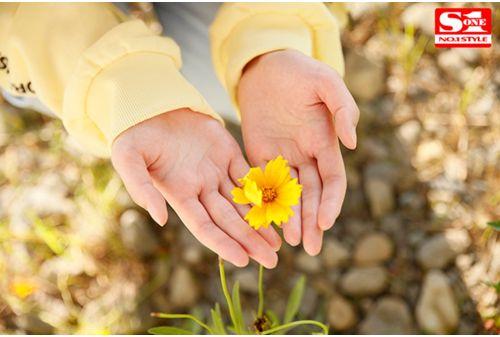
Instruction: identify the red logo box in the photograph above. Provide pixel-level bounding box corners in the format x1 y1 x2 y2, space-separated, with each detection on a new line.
435 8 492 48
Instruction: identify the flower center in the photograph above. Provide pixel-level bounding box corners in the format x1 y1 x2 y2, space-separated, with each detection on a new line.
262 187 277 203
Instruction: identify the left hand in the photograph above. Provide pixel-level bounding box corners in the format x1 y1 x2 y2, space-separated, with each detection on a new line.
238 50 359 255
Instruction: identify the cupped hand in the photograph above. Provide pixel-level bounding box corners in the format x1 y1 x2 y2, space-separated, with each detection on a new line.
238 50 360 256
111 108 281 268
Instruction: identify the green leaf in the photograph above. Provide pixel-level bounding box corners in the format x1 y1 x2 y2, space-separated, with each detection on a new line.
151 313 213 334
283 275 306 324
183 308 203 334
148 326 193 335
484 281 500 294
210 303 227 334
487 221 500 231
260 320 328 335
31 215 65 255
266 310 280 328
232 281 245 333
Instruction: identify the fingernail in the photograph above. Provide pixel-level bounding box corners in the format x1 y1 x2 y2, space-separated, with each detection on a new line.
148 208 166 227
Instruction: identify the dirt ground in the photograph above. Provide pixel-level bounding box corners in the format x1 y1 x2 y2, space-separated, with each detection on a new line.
0 3 498 334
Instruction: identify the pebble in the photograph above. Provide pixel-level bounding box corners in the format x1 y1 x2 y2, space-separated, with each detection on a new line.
120 209 158 256
380 214 403 234
296 252 322 273
437 50 473 84
233 269 258 294
180 231 205 265
340 266 388 296
327 295 358 331
345 51 385 101
364 177 395 218
444 154 468 182
359 296 415 334
300 286 319 317
401 3 437 36
19 173 74 216
397 120 421 147
322 238 350 268
415 140 444 166
353 232 394 266
416 270 459 333
417 229 471 269
169 266 199 308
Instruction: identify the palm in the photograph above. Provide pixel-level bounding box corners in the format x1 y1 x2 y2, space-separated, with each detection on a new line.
112 109 281 268
238 50 359 255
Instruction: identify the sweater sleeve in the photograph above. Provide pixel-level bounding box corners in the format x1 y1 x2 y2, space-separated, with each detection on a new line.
0 3 220 157
209 3 345 112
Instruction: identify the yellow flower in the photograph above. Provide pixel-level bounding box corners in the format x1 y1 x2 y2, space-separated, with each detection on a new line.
231 156 302 230
10 279 37 299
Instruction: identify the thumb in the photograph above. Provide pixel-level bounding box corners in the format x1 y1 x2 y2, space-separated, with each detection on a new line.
316 70 360 150
111 150 168 226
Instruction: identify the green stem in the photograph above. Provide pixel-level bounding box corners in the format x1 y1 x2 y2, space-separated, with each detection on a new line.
218 257 241 334
260 320 328 335
151 313 214 334
257 264 264 317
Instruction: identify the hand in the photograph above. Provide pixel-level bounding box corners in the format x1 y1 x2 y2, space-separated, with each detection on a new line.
238 50 359 256
111 108 281 268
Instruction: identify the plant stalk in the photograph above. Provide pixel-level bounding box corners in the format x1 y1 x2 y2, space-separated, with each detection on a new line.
150 313 214 334
260 320 328 335
218 257 242 334
257 264 264 318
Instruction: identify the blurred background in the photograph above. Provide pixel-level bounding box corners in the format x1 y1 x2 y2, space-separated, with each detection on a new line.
0 2 498 334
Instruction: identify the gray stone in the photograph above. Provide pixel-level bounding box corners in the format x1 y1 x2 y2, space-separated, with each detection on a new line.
296 252 322 273
417 229 471 269
416 270 459 334
120 209 159 256
340 266 388 296
397 120 421 146
300 286 319 317
322 238 350 268
364 177 395 218
169 266 199 308
354 232 394 266
444 154 468 182
359 296 415 334
345 51 385 101
327 295 358 331
437 50 473 84
233 269 258 294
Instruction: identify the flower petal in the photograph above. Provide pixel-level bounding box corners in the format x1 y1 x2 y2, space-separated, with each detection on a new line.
276 178 302 206
264 155 291 188
266 201 294 227
244 167 266 187
231 187 250 205
245 205 269 229
243 179 263 207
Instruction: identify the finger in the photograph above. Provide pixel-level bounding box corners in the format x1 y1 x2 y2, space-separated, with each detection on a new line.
316 142 347 231
316 69 360 150
282 167 301 246
229 154 251 184
299 162 323 256
111 152 168 226
201 190 278 268
220 180 282 251
173 197 249 267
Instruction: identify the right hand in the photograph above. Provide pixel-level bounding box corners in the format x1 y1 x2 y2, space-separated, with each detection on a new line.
111 108 281 268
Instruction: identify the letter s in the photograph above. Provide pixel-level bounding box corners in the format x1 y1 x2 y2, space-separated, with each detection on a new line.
439 12 462 32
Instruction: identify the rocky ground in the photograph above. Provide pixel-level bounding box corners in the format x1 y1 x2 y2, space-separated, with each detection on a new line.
0 3 499 335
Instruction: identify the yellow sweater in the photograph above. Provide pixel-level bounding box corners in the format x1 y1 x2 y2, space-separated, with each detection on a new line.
0 3 344 157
